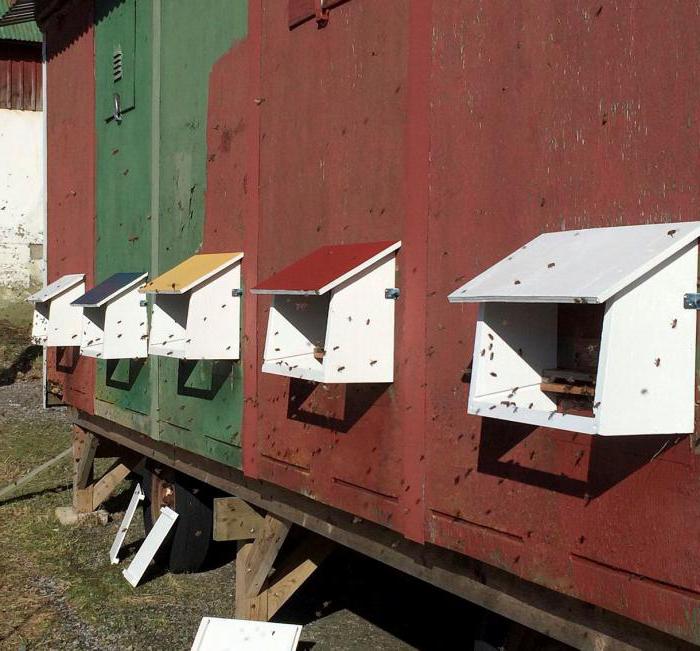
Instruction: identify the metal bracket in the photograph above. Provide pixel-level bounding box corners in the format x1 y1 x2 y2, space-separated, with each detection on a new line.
683 293 700 309
315 0 329 26
385 288 400 300
139 299 147 307
232 288 243 297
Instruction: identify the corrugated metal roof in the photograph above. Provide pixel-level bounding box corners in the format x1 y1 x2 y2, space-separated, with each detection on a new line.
0 0 41 40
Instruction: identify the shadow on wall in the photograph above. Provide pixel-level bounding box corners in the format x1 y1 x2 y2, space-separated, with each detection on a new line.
477 417 686 499
286 378 389 433
177 359 233 400
106 358 146 390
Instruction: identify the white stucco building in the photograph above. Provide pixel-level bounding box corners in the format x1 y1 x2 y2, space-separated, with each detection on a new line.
0 27 44 297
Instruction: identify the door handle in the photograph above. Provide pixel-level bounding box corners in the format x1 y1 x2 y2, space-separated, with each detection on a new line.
113 92 123 123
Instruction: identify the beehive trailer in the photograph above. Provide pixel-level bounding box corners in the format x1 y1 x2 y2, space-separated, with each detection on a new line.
15 0 700 648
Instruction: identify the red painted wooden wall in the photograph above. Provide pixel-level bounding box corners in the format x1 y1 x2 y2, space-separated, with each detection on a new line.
45 0 700 643
228 1 700 641
44 2 95 414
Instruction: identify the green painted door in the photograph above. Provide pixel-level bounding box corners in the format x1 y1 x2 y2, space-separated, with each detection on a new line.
94 0 152 427
155 0 247 468
94 0 248 468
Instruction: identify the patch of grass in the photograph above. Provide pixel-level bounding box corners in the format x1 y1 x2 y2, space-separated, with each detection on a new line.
0 404 236 650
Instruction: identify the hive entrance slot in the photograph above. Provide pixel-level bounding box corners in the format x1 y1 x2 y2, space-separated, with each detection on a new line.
540 304 604 416
267 295 330 375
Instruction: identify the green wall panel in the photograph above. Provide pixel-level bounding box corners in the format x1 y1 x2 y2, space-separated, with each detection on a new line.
156 0 247 461
94 0 152 419
94 0 248 467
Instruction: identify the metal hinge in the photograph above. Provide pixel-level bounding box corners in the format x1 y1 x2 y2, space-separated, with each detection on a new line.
385 288 400 300
683 293 700 309
232 288 243 297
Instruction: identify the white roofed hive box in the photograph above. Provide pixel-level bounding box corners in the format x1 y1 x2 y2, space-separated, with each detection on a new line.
449 222 700 436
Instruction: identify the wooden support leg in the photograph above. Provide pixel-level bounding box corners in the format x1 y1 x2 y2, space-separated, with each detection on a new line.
234 511 334 621
72 426 97 513
235 542 270 620
72 427 139 513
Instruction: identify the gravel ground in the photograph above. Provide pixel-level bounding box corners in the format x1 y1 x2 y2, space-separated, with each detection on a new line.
0 378 566 651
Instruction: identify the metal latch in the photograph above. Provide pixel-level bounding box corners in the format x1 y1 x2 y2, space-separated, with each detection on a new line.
684 293 700 309
385 288 400 300
113 93 122 123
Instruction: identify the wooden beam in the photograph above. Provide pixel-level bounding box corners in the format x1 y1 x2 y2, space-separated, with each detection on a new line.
0 447 71 500
542 368 596 383
234 524 332 620
91 461 131 511
235 542 269 620
73 426 97 488
242 513 291 598
540 382 595 397
213 496 264 541
75 411 698 651
72 426 97 512
265 534 334 618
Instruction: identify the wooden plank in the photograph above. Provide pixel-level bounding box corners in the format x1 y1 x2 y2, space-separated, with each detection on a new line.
266 535 334 618
213 496 264 541
9 58 21 109
252 241 399 295
540 382 595 397
243 514 292 598
542 369 596 384
141 253 242 294
91 461 131 510
76 412 698 651
235 542 268 620
72 272 147 307
73 427 97 512
0 448 72 500
449 221 700 304
0 59 8 109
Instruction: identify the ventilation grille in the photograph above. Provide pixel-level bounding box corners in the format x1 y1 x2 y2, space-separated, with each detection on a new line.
112 48 123 82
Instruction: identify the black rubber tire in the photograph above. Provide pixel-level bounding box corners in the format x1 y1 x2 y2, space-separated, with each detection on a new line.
139 462 213 574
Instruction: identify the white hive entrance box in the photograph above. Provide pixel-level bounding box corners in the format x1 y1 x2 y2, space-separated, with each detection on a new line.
141 252 244 360
449 222 700 436
71 272 148 359
253 241 401 383
27 274 85 346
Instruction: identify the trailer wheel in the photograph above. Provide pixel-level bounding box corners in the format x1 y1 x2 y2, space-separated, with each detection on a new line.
140 463 213 574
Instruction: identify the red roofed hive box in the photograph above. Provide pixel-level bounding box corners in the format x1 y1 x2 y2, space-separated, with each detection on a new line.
253 241 401 383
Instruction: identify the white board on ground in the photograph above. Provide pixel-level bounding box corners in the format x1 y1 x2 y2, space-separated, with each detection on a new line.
191 617 302 651
122 506 178 587
109 483 145 565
